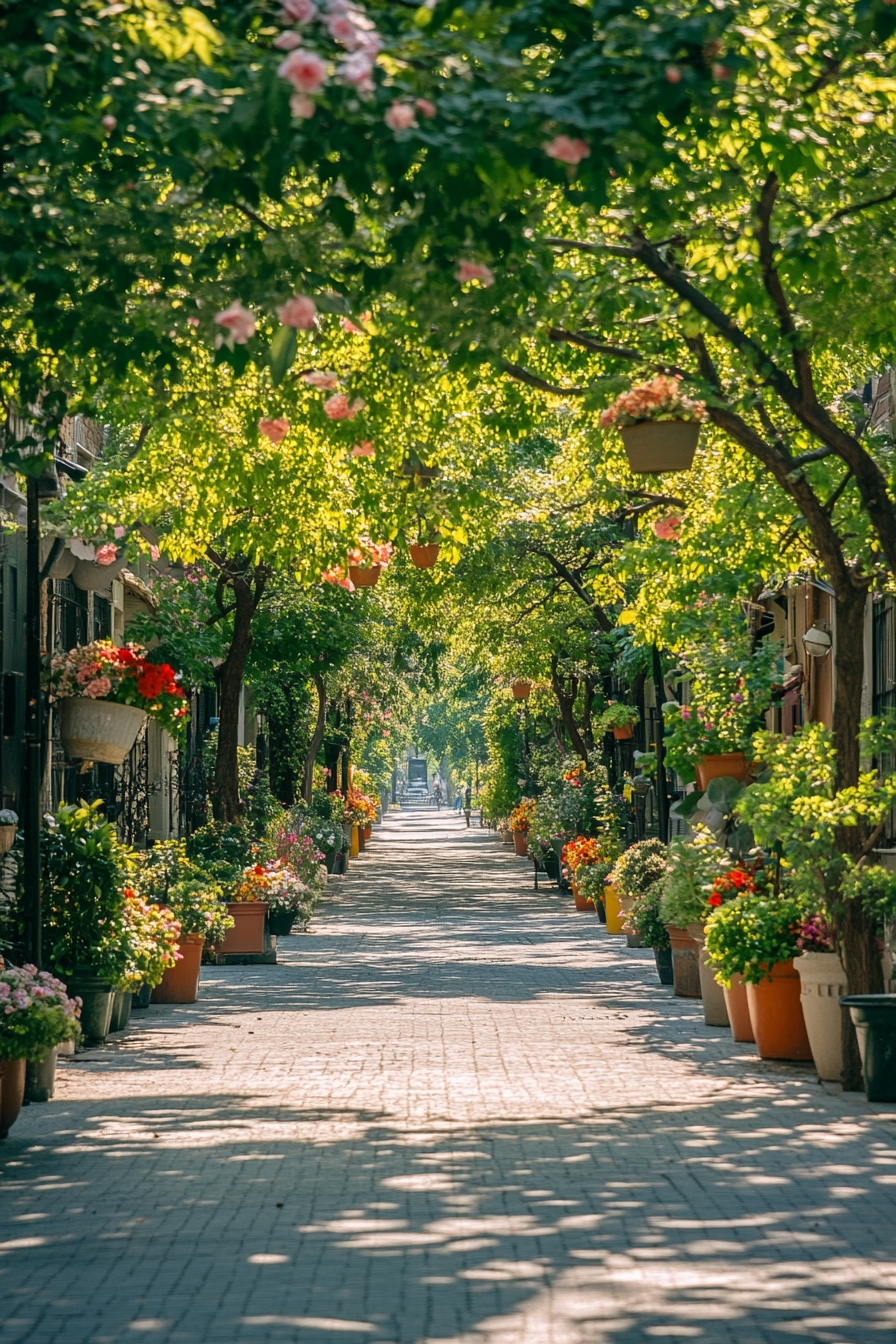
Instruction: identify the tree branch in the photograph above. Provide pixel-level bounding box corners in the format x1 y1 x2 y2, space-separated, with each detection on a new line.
825 184 896 225
548 328 642 360
545 236 638 260
529 547 614 631
501 362 586 396
755 172 815 401
236 201 275 234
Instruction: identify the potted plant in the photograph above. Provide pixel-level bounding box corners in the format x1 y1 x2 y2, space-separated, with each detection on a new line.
577 861 614 920
46 640 188 765
256 860 316 937
704 890 812 1060
510 799 536 856
152 881 233 1002
0 962 81 1127
348 540 391 588
409 539 440 569
625 882 673 983
610 839 668 946
563 836 605 909
793 914 847 1083
840 994 896 1102
659 832 726 1000
511 680 532 700
597 702 640 742
221 863 272 954
0 809 17 856
105 888 182 1026
600 374 707 474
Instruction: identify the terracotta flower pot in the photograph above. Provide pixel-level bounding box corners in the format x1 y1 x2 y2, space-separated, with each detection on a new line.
694 752 748 791
723 974 755 1042
358 827 366 852
688 924 729 1027
152 933 205 1004
349 564 381 587
612 725 633 741
409 543 440 569
362 826 372 842
219 903 269 956
746 960 813 1061
572 879 595 912
511 680 532 700
350 823 360 858
0 1059 26 1139
619 419 699 474
59 698 146 766
796 951 847 1081
665 925 702 999
513 830 528 856
604 883 625 934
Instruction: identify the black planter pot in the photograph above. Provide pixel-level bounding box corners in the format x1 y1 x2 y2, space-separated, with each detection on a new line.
132 982 152 1010
25 1048 58 1103
654 946 674 986
596 900 606 923
268 909 296 937
542 855 560 882
323 847 338 874
841 994 896 1101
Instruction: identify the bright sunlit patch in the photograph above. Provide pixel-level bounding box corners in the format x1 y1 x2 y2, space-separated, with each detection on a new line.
247 1253 290 1264
243 1317 376 1332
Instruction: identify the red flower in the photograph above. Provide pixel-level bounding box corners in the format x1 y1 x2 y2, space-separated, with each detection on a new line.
708 893 722 906
253 864 264 875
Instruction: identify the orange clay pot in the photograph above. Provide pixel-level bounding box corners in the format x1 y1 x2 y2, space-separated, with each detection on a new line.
152 933 205 1005
746 960 813 1060
723 973 755 1043
219 902 268 956
513 830 528 856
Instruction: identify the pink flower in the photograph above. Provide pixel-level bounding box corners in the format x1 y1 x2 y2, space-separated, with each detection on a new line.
324 393 365 420
96 543 118 565
338 50 376 88
215 301 256 344
259 418 291 443
455 261 495 287
327 12 373 49
303 370 340 389
150 545 160 561
543 135 590 165
290 93 316 118
114 525 126 539
278 294 317 328
415 98 437 118
274 30 304 49
102 114 117 132
281 0 317 22
278 49 327 94
340 316 366 335
187 316 200 327
385 102 416 132
652 516 681 541
84 677 112 699
731 692 744 704
351 440 374 457
321 567 355 591
680 706 691 720
665 65 682 83
76 665 98 685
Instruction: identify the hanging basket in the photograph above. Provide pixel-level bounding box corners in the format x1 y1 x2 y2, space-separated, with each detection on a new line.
612 725 633 741
511 680 532 701
349 564 382 588
694 752 748 791
409 544 440 570
619 420 699 474
59 698 147 765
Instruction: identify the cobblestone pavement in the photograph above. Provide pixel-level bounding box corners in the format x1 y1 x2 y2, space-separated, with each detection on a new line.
3 811 896 1344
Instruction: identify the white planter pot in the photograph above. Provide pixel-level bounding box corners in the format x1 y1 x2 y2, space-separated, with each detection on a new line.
59 698 146 765
619 420 699 474
796 951 846 1082
688 923 729 1028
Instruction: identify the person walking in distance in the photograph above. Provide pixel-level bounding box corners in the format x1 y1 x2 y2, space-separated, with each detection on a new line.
463 782 472 828
432 778 443 810
454 787 463 812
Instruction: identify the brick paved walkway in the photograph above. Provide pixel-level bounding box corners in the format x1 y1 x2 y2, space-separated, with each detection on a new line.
3 810 896 1344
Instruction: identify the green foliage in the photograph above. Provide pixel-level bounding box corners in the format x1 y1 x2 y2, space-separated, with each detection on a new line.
624 882 670 953
841 865 896 933
41 802 126 976
659 831 727 930
611 840 669 902
704 891 807 987
577 861 615 906
596 703 639 733
0 965 81 1061
185 821 262 889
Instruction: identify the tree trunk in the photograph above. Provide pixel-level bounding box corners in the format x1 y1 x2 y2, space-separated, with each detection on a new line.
830 581 884 1090
212 569 266 823
550 655 590 764
302 673 327 805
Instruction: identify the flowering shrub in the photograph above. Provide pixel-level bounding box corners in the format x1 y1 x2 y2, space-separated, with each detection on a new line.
0 962 81 1060
610 839 669 902
796 913 837 953
600 375 707 429
510 798 536 833
166 881 234 944
704 891 807 986
708 866 757 908
235 861 317 925
596 702 639 734
577 861 616 905
97 889 181 991
46 640 188 735
562 836 605 872
623 883 670 952
0 809 17 826
275 826 327 887
658 831 727 929
348 540 392 570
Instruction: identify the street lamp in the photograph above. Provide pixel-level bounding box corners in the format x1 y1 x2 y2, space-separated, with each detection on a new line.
802 622 832 658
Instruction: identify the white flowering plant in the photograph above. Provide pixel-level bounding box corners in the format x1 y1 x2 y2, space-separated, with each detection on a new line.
0 961 81 1060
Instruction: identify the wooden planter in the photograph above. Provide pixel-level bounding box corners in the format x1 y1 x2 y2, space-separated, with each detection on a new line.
349 564 381 587
620 419 699 474
59 698 146 765
694 752 748 791
0 824 16 855
152 933 205 1004
409 543 440 569
746 960 813 1060
220 903 269 956
665 925 702 999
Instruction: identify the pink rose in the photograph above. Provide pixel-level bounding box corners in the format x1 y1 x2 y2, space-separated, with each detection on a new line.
543 135 590 166
290 93 316 119
304 370 340 389
652 516 681 541
324 394 365 420
680 706 691 720
281 0 316 22
114 525 126 539
102 114 117 132
338 51 376 88
84 677 112 699
259 418 291 444
96 543 118 565
665 65 682 83
351 440 374 456
415 98 437 118
274 30 303 49
385 102 416 132
214 301 256 344
455 261 495 287
278 294 317 328
150 545 160 561
278 49 327 94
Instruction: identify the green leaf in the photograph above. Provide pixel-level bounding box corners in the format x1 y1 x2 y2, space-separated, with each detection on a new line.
268 325 298 387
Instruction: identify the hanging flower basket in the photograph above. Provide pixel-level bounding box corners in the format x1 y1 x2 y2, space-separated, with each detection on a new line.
619 421 700 474
409 543 440 569
511 680 532 700
71 551 128 591
694 752 748 791
349 564 382 587
612 725 633 741
59 698 147 765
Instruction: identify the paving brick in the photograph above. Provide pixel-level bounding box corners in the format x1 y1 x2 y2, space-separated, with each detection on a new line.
2 811 896 1343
